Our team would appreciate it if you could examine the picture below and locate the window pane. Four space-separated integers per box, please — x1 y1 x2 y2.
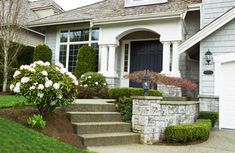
59 45 67 67
70 29 89 42
60 31 68 42
91 43 99 72
91 28 99 41
68 44 87 72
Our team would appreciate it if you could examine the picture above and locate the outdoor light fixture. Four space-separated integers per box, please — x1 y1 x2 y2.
205 50 213 65
142 70 151 96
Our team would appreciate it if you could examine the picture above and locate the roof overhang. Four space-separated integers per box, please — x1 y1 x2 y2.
92 11 183 26
179 7 235 54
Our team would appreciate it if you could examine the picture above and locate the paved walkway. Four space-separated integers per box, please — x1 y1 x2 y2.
89 130 235 153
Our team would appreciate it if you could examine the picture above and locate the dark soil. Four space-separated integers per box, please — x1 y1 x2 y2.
0 92 11 96
0 106 85 149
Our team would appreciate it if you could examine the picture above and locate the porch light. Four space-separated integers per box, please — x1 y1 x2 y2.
142 71 151 96
205 50 213 65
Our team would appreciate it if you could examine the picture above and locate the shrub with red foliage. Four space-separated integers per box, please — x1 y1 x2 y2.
125 70 198 89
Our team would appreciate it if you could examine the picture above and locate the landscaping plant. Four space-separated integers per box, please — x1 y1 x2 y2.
198 111 219 127
75 45 97 78
27 114 46 129
33 44 52 62
116 97 133 122
10 61 78 115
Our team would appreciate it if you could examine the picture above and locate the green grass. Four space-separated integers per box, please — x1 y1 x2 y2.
0 95 27 108
0 117 95 153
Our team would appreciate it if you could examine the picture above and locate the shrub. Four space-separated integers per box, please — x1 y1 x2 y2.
198 111 219 127
0 66 17 91
27 114 46 129
108 87 162 99
78 72 107 98
10 61 78 115
164 119 212 143
17 46 34 67
116 97 132 122
33 44 52 62
75 45 97 78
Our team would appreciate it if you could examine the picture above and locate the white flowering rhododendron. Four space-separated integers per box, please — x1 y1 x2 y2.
10 61 78 115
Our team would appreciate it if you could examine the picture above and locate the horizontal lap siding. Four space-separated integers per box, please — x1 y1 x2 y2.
45 27 57 64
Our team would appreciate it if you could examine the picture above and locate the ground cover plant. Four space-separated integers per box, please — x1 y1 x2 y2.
0 117 95 153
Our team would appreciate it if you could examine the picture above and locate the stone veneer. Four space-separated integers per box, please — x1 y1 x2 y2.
158 85 182 97
199 95 219 112
132 96 199 144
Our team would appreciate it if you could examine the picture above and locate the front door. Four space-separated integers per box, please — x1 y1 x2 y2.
129 40 163 88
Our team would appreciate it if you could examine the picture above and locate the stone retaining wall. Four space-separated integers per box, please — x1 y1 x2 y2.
132 96 199 144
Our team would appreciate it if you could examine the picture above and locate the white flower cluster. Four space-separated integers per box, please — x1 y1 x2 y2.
10 82 21 93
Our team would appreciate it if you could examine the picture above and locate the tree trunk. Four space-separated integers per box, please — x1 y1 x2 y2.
2 48 8 92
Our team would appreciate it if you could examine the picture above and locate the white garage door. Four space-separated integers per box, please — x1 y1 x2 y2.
220 62 235 129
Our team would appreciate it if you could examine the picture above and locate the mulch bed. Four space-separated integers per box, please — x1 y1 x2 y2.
0 106 85 149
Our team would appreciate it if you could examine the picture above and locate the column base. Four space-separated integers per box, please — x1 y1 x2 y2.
99 71 119 87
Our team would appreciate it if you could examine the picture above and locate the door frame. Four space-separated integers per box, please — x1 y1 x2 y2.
214 53 235 129
120 38 160 87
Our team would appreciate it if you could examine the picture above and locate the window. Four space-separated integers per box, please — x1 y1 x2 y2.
58 28 99 73
125 0 168 7
124 44 129 72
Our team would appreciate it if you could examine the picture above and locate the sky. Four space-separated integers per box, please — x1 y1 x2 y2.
30 0 102 11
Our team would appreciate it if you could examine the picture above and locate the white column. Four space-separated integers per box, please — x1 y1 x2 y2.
99 45 108 74
161 42 171 75
108 45 118 77
171 42 181 77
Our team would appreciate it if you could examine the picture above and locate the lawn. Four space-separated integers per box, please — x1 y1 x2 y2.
0 95 27 108
0 117 95 153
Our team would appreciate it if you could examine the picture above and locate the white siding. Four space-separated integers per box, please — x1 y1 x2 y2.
45 27 57 64
200 19 235 95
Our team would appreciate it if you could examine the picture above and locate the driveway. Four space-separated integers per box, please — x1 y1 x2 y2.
89 130 235 153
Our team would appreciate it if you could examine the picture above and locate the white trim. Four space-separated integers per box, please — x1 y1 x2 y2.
214 53 235 129
124 0 167 7
179 7 235 54
187 3 201 12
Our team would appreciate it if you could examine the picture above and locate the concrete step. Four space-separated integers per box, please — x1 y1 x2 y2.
65 103 117 112
163 96 189 101
73 122 131 134
80 132 140 146
67 112 122 123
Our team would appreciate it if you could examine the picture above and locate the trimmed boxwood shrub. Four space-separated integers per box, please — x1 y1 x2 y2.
108 87 162 99
75 45 97 78
116 97 132 122
164 119 212 143
33 44 52 62
198 111 219 127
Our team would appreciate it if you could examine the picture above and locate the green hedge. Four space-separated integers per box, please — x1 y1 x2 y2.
33 44 52 62
164 119 212 143
116 97 132 122
198 111 219 127
108 87 162 99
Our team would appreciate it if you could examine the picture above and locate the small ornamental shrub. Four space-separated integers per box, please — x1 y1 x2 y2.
10 61 78 115
164 119 212 143
27 114 46 129
75 45 97 78
116 97 132 122
198 111 219 127
17 46 35 67
78 72 107 98
108 87 162 99
33 44 52 62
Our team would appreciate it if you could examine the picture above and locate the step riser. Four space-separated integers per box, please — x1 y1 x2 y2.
75 124 131 134
81 135 140 146
65 104 117 112
70 114 122 122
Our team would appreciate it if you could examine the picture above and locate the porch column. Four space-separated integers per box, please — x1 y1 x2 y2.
99 45 108 74
108 44 118 77
171 42 181 77
161 41 171 75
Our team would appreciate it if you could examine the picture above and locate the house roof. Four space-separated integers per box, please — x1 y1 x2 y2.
28 0 202 27
29 0 64 13
179 7 235 54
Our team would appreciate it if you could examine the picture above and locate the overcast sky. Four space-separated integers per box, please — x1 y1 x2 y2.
30 0 102 11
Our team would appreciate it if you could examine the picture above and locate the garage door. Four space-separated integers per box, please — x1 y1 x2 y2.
220 62 235 129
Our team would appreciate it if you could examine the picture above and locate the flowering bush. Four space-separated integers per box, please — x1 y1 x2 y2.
78 72 108 98
10 61 78 115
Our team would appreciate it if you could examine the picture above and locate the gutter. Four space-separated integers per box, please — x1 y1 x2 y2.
92 11 183 26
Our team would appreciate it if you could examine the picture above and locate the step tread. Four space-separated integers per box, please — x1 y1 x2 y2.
73 122 130 126
80 132 139 139
74 99 116 104
67 112 120 115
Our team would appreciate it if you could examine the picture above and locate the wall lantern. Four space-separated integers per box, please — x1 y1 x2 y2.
205 50 213 65
142 71 151 96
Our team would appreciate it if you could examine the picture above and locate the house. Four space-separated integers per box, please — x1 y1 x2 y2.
28 0 235 130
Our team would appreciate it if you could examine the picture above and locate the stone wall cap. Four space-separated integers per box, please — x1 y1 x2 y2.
160 101 199 105
131 96 163 100
198 95 219 99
